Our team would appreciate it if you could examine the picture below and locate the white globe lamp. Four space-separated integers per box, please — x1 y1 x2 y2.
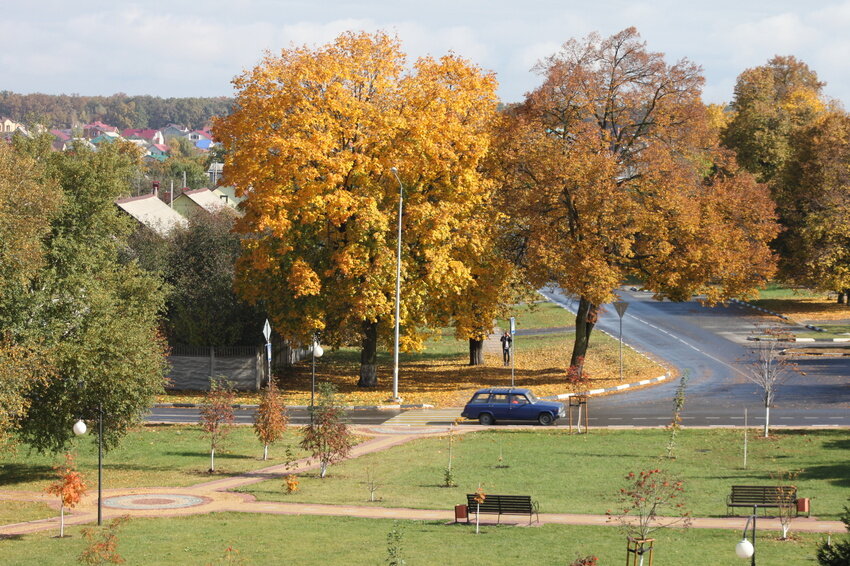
73 419 87 436
735 538 754 559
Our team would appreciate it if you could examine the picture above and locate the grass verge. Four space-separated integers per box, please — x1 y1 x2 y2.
1 512 829 565
242 428 850 520
0 426 312 493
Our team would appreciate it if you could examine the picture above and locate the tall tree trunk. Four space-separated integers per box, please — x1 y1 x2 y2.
763 403 770 438
358 319 379 387
570 295 598 374
469 338 484 366
838 291 845 305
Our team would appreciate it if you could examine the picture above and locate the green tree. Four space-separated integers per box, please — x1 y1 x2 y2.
816 504 850 566
722 55 825 185
11 139 168 453
777 110 850 299
163 210 265 347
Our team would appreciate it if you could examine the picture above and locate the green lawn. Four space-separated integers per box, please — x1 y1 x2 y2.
753 283 825 301
0 512 828 566
0 500 55 525
496 300 575 331
242 428 850 520
0 426 312 492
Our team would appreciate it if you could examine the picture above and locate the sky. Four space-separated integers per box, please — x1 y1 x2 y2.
4 0 850 106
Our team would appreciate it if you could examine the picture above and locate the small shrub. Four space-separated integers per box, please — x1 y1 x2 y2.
386 521 406 566
443 466 456 488
78 515 130 565
284 474 299 494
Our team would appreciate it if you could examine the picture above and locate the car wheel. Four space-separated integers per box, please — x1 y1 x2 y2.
479 413 495 426
538 412 554 426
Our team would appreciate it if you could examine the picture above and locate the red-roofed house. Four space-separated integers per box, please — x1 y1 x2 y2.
122 129 165 145
187 129 213 143
83 121 118 139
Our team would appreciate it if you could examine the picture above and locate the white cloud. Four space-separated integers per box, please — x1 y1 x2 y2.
1 0 849 107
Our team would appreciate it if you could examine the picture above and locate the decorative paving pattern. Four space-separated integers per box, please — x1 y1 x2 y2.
103 494 207 510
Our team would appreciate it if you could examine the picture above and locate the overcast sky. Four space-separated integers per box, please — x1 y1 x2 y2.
4 1 849 106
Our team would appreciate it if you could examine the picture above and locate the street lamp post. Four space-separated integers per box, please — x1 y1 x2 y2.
613 301 629 381
263 319 272 389
390 166 404 402
735 505 758 565
73 403 103 526
310 337 324 419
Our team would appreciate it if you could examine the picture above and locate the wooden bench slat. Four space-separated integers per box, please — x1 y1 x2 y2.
465 494 538 524
726 485 798 516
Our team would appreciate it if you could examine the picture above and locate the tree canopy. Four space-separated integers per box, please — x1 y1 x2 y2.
3 137 168 453
214 31 500 386
494 28 779 369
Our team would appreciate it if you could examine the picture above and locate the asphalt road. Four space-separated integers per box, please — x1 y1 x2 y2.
147 288 850 428
538 287 850 428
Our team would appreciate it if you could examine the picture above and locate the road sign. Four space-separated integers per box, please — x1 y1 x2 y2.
262 319 271 342
509 316 516 335
613 301 629 318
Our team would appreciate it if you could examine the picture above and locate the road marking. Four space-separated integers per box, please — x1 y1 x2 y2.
542 289 748 377
705 417 720 420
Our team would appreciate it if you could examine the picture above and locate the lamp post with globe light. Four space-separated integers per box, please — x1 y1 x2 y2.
310 337 324 420
735 505 758 566
72 404 103 526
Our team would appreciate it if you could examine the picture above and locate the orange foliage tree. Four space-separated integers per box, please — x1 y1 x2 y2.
214 31 501 386
45 452 87 537
79 515 130 565
199 377 235 472
253 381 288 460
493 28 778 372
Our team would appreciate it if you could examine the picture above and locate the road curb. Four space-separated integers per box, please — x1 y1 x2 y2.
729 298 834 335
547 372 670 400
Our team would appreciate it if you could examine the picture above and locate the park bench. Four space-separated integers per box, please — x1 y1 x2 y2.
465 494 539 525
726 485 798 516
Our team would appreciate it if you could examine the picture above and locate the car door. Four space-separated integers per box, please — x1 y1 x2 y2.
488 393 510 420
508 393 535 420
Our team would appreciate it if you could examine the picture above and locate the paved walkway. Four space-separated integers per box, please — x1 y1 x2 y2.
1 426 845 538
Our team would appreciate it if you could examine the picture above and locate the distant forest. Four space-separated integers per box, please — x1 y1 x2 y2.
0 91 233 130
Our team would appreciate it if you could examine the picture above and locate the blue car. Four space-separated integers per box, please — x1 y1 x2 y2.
461 387 566 426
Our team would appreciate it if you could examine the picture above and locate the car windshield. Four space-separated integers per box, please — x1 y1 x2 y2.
524 391 539 403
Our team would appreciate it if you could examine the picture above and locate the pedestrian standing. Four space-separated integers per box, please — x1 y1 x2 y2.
500 331 512 366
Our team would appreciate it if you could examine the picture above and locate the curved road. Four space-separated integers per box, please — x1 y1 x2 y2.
539 286 850 428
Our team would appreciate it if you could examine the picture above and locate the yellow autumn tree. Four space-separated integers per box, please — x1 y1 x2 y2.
214 31 499 386
493 28 779 373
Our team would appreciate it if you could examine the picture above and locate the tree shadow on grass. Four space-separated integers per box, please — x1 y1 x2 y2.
0 463 53 486
800 464 850 488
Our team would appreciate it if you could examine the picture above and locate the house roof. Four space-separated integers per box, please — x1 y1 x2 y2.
151 143 170 153
51 129 71 141
122 128 160 141
85 121 118 133
175 188 233 214
115 193 188 236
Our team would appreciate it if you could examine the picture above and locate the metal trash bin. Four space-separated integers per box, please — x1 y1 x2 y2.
454 504 468 523
797 498 810 517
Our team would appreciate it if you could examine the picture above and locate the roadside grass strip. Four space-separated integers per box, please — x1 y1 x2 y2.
1 513 828 566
